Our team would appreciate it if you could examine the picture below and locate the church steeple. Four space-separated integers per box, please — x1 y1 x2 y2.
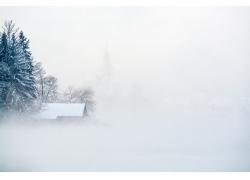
100 45 113 80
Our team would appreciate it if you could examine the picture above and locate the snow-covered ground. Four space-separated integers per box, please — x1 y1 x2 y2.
0 104 249 171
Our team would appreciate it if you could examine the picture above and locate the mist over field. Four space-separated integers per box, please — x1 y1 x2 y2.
1 101 250 171
0 6 250 171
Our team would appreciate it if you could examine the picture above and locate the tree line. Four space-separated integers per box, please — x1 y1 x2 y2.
0 21 95 120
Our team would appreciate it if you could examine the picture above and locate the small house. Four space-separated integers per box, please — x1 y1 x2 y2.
34 103 87 123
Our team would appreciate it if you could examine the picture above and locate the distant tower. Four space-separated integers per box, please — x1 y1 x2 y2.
96 44 121 101
99 45 113 83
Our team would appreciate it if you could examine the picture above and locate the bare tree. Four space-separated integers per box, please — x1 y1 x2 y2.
43 76 58 103
60 86 96 115
33 61 45 103
62 85 77 103
74 87 96 115
33 61 58 111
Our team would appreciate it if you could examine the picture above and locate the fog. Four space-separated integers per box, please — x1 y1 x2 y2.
1 6 250 171
1 7 249 97
1 105 250 171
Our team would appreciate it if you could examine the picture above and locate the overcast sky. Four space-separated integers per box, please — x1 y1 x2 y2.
1 6 250 100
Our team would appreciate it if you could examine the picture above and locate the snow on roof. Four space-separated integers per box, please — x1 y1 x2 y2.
35 103 85 119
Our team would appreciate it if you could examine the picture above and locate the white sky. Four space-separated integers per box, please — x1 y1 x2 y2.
0 6 250 99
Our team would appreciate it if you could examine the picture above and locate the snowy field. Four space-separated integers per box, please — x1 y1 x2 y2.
0 105 250 172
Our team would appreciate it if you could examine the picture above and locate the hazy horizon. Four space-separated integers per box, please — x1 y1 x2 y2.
1 7 250 103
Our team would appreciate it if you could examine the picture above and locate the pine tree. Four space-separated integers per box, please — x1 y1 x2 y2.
0 21 37 118
5 33 21 112
0 32 10 115
14 31 37 113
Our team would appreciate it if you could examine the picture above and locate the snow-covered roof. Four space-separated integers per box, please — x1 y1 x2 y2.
35 103 85 119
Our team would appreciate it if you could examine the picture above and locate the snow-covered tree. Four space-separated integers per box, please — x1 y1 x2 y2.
0 32 10 115
9 31 37 114
0 20 37 117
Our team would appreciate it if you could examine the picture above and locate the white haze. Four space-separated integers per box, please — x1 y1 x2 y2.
0 107 249 171
0 7 250 171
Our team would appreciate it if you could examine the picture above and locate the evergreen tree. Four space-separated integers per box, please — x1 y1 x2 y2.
0 32 10 114
13 31 36 113
0 21 37 118
5 33 21 112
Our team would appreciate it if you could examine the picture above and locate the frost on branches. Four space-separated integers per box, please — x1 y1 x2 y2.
0 20 37 118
